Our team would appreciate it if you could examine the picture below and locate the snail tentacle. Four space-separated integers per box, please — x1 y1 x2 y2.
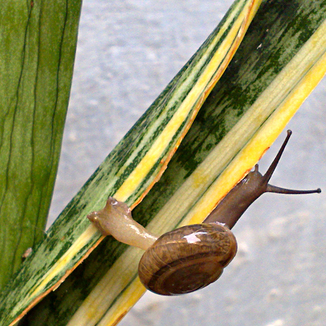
204 130 321 229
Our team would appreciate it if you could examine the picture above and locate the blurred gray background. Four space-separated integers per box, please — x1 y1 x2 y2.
48 1 326 325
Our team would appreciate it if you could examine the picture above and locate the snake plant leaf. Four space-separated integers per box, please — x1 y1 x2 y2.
0 0 261 325
0 0 82 290
18 0 326 326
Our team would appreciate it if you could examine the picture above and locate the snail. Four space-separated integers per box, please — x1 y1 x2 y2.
21 247 33 261
88 130 321 295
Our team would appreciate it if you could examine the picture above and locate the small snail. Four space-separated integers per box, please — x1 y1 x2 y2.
21 247 33 261
88 130 321 295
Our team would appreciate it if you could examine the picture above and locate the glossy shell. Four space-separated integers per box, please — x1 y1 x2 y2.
138 223 237 295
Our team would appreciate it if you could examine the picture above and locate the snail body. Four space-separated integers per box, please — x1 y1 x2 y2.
88 130 321 295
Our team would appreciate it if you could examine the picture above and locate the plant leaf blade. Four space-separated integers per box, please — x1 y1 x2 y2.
0 0 261 325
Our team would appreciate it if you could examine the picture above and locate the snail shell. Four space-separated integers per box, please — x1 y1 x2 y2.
138 223 237 295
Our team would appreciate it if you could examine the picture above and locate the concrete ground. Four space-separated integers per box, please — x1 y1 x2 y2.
48 1 326 325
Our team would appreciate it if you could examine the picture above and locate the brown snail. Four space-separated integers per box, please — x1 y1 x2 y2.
88 130 321 295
